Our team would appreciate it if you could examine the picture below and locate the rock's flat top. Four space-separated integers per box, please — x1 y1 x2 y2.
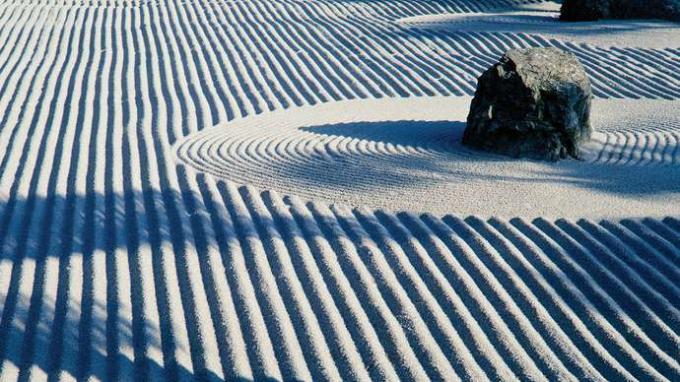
504 48 591 91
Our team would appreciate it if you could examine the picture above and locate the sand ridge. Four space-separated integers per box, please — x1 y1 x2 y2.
0 0 677 380
176 97 680 218
399 1 680 49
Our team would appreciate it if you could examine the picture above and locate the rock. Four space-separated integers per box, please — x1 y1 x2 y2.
463 47 592 161
560 0 680 22
559 0 611 21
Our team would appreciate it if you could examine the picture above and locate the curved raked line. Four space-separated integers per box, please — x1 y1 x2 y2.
0 0 678 381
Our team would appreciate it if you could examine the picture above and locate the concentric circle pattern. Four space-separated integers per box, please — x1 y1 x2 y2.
1 0 680 380
177 97 680 218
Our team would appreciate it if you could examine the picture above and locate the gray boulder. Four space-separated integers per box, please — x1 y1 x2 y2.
463 48 592 161
560 0 680 22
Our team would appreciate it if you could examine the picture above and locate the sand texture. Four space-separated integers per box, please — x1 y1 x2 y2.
0 0 678 380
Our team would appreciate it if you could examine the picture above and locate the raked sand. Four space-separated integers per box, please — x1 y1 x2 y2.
0 0 678 381
399 1 680 49
176 96 680 219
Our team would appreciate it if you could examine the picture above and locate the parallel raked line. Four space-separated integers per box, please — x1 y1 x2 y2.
0 0 678 381
0 3 91 382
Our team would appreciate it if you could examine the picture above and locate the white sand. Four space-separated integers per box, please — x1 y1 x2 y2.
399 1 680 49
0 0 678 380
176 97 680 219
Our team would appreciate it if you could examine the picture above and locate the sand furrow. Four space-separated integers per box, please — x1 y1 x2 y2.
0 0 678 381
175 97 680 218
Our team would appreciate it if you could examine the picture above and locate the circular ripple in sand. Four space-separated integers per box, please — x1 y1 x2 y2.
398 1 680 49
175 97 680 218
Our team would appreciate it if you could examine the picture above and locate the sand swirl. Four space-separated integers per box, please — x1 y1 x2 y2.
0 0 678 380
176 97 680 218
